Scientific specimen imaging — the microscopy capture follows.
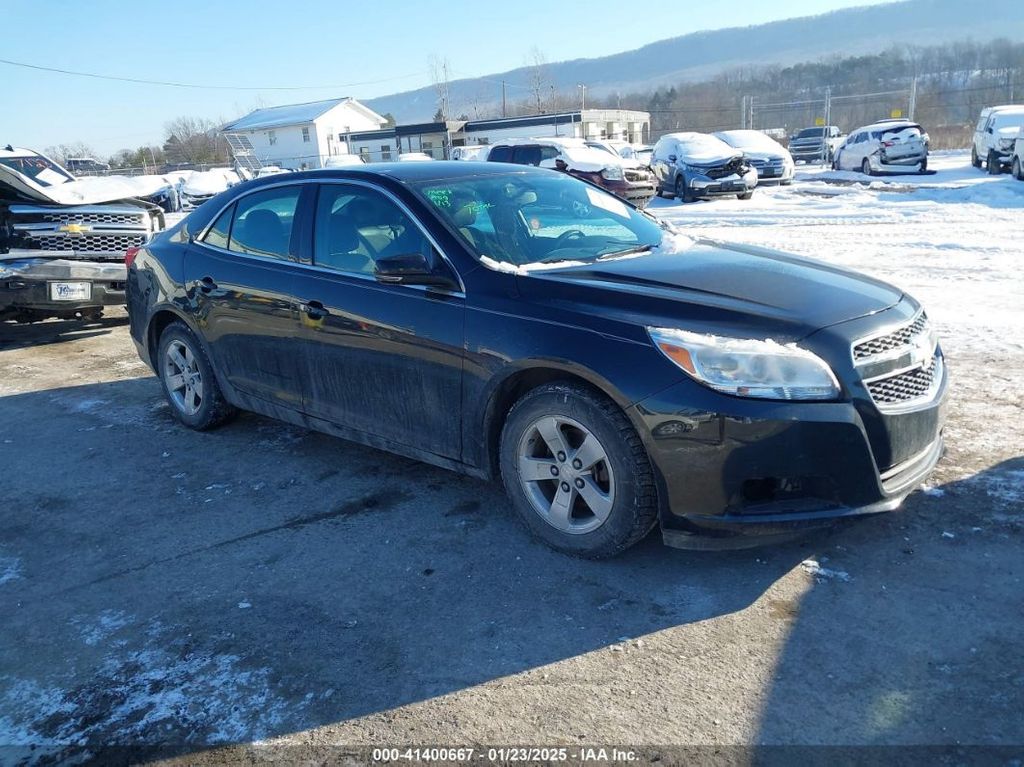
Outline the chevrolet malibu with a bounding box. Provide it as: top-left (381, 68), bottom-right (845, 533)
top-left (127, 162), bottom-right (947, 558)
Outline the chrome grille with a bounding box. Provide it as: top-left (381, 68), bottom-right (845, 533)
top-left (854, 313), bottom-right (929, 360)
top-left (867, 357), bottom-right (938, 404)
top-left (40, 212), bottom-right (141, 226)
top-left (31, 234), bottom-right (146, 252)
top-left (624, 169), bottom-right (651, 183)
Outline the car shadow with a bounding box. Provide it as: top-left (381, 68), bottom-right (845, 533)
top-left (0, 312), bottom-right (129, 351)
top-left (0, 376), bottom-right (819, 760)
top-left (752, 456), bottom-right (1024, 751)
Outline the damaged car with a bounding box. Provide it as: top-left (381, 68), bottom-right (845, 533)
top-left (650, 132), bottom-right (758, 202)
top-left (832, 120), bottom-right (930, 175)
top-left (1, 145), bottom-right (165, 322)
top-left (487, 138), bottom-right (656, 208)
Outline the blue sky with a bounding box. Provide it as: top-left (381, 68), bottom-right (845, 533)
top-left (3, 0), bottom-right (891, 157)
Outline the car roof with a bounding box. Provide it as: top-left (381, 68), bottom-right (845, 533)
top-left (854, 120), bottom-right (921, 131)
top-left (258, 161), bottom-right (548, 185)
top-left (491, 136), bottom-right (585, 148)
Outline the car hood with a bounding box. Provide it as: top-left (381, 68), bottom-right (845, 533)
top-left (520, 236), bottom-right (902, 340)
top-left (681, 151), bottom-right (743, 167)
top-left (0, 164), bottom-right (169, 205)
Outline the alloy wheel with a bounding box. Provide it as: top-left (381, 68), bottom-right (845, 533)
top-left (163, 339), bottom-right (204, 416)
top-left (516, 415), bottom-right (615, 535)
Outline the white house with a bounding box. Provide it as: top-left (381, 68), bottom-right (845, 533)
top-left (221, 97), bottom-right (387, 170)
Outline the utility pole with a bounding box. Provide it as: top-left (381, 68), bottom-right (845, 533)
top-left (502, 80), bottom-right (507, 118)
top-left (909, 76), bottom-right (918, 122)
top-left (822, 87), bottom-right (832, 167)
top-left (577, 84), bottom-right (587, 112)
top-left (741, 96), bottom-right (747, 130)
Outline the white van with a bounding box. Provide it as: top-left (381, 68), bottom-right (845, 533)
top-left (972, 105), bottom-right (1024, 174)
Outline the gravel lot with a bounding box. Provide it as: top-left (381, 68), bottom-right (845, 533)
top-left (1, 156), bottom-right (1022, 762)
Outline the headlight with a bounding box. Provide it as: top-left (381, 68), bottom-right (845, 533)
top-left (601, 165), bottom-right (624, 181)
top-left (999, 138), bottom-right (1014, 150)
top-left (647, 327), bottom-right (840, 401)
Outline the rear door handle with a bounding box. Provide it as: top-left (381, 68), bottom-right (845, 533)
top-left (198, 276), bottom-right (217, 294)
top-left (300, 300), bottom-right (328, 319)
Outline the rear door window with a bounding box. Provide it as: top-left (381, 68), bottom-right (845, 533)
top-left (227, 187), bottom-right (302, 260)
top-left (202, 204), bottom-right (234, 249)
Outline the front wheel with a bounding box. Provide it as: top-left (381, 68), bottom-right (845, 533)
top-left (737, 191), bottom-right (754, 200)
top-left (675, 175), bottom-right (695, 203)
top-left (988, 151), bottom-right (1002, 175)
top-left (1013, 157), bottom-right (1023, 181)
top-left (861, 158), bottom-right (874, 176)
top-left (158, 321), bottom-right (236, 430)
top-left (971, 146), bottom-right (982, 169)
top-left (499, 383), bottom-right (659, 558)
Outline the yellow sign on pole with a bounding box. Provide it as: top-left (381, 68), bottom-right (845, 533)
top-left (891, 109), bottom-right (903, 119)
top-left (815, 117), bottom-right (826, 127)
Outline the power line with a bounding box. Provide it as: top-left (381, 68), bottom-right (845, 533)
top-left (0, 56), bottom-right (424, 91)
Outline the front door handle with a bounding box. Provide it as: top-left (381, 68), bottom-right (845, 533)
top-left (300, 300), bottom-right (328, 320)
top-left (198, 276), bottom-right (217, 294)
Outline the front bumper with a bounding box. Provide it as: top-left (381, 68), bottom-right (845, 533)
top-left (631, 361), bottom-right (949, 549)
top-left (688, 169), bottom-right (757, 197)
top-left (0, 257), bottom-right (127, 317)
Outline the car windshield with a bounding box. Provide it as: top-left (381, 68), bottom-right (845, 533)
top-left (796, 128), bottom-right (825, 138)
top-left (414, 172), bottom-right (666, 268)
top-left (992, 113), bottom-right (1024, 129)
top-left (0, 155), bottom-right (75, 186)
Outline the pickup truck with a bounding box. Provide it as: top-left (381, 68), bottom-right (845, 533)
top-left (788, 125), bottom-right (845, 163)
top-left (1, 146), bottom-right (165, 323)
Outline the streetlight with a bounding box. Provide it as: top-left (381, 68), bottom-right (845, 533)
top-left (577, 84), bottom-right (587, 112)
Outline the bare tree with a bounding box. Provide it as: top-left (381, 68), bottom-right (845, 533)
top-left (163, 116), bottom-right (229, 165)
top-left (43, 142), bottom-right (99, 165)
top-left (429, 55), bottom-right (452, 122)
top-left (526, 47), bottom-right (551, 114)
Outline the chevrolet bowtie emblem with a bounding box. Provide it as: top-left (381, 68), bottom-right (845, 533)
top-left (59, 223), bottom-right (89, 235)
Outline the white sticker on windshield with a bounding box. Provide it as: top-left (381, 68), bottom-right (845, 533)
top-left (36, 168), bottom-right (70, 187)
top-left (585, 187), bottom-right (629, 218)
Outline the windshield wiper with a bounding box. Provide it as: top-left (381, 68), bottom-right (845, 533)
top-left (596, 244), bottom-right (653, 260)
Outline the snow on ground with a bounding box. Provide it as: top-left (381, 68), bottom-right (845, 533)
top-left (650, 148), bottom-right (1024, 499)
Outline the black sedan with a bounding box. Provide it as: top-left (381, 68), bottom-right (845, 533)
top-left (126, 162), bottom-right (948, 557)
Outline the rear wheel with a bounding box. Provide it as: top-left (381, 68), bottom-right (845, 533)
top-left (919, 156), bottom-right (928, 173)
top-left (1014, 157), bottom-right (1023, 181)
top-left (971, 146), bottom-right (982, 169)
top-left (737, 191), bottom-right (754, 200)
top-left (499, 383), bottom-right (659, 558)
top-left (158, 321), bottom-right (236, 430)
top-left (861, 158), bottom-right (874, 176)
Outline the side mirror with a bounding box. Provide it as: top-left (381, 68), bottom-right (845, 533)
top-left (668, 154), bottom-right (678, 163)
top-left (374, 252), bottom-right (458, 290)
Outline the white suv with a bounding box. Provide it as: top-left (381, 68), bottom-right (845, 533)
top-left (972, 105), bottom-right (1024, 174)
top-left (1012, 127), bottom-right (1024, 181)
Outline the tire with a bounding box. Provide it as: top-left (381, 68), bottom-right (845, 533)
top-left (656, 184), bottom-right (674, 200)
top-left (919, 156), bottom-right (928, 173)
top-left (157, 321), bottom-right (236, 430)
top-left (1014, 157), bottom-right (1023, 181)
top-left (675, 174), bottom-right (695, 203)
top-left (737, 191), bottom-right (754, 200)
top-left (971, 146), bottom-right (982, 169)
top-left (988, 151), bottom-right (1002, 175)
top-left (499, 382), bottom-right (659, 559)
top-left (861, 158), bottom-right (874, 176)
